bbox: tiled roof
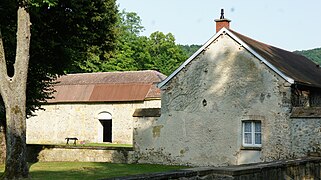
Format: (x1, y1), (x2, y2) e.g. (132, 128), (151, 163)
(49, 70), (166, 103)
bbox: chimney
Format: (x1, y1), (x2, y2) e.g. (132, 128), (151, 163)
(214, 9), (231, 33)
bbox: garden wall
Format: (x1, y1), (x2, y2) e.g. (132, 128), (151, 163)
(26, 144), (133, 163)
(111, 157), (321, 180)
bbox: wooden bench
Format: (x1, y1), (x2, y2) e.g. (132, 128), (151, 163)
(65, 137), (78, 145)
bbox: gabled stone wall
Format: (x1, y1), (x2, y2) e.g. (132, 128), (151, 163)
(132, 33), (295, 166)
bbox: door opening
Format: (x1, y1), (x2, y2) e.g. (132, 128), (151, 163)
(98, 112), (112, 143)
(100, 120), (112, 142)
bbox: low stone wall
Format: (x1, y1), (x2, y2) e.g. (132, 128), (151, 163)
(108, 157), (321, 180)
(27, 144), (133, 163)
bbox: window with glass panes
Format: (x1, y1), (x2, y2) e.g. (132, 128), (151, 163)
(242, 121), (261, 147)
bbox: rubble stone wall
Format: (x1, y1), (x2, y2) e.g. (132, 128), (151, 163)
(27, 100), (160, 145)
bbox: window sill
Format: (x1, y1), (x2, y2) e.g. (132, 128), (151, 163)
(241, 146), (262, 151)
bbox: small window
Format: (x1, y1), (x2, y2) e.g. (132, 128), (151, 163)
(242, 121), (261, 147)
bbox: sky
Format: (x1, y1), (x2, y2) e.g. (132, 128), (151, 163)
(116, 0), (321, 51)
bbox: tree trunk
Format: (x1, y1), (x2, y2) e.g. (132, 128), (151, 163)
(3, 98), (29, 179)
(0, 122), (6, 164)
(0, 4), (31, 179)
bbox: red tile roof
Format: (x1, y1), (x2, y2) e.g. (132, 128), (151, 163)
(48, 70), (166, 103)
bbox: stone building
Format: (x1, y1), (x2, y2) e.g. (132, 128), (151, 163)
(132, 12), (321, 166)
(27, 70), (166, 145)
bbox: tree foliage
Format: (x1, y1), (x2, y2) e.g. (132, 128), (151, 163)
(76, 10), (190, 76)
(0, 1), (31, 178)
(147, 31), (187, 75)
(179, 44), (202, 57)
(0, 0), (118, 178)
(0, 0), (118, 117)
(101, 10), (149, 72)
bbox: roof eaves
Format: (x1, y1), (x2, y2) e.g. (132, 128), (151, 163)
(157, 28), (228, 88)
(225, 29), (295, 84)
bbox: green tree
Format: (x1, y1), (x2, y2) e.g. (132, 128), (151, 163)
(179, 44), (202, 57)
(99, 10), (151, 72)
(55, 0), (118, 73)
(147, 31), (188, 75)
(0, 0), (117, 178)
(63, 9), (193, 76)
(98, 11), (188, 76)
(1, 0), (117, 115)
(0, 0), (31, 178)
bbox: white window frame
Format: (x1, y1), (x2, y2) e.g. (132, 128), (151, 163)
(242, 121), (262, 147)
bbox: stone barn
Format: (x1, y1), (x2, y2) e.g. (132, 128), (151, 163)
(132, 12), (321, 166)
(27, 70), (166, 145)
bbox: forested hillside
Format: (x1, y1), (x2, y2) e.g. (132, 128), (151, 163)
(179, 44), (202, 57)
(294, 48), (321, 65)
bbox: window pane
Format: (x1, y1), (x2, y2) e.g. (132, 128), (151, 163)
(255, 133), (261, 144)
(244, 122), (252, 132)
(255, 122), (261, 132)
(244, 133), (252, 144)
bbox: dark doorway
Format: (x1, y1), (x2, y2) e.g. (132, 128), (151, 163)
(100, 120), (112, 142)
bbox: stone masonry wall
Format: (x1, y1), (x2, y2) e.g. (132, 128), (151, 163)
(26, 144), (132, 163)
(132, 33), (293, 166)
(27, 100), (160, 145)
(290, 118), (321, 156)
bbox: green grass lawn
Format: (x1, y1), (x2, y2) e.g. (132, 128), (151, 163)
(0, 162), (187, 179)
(74, 143), (132, 148)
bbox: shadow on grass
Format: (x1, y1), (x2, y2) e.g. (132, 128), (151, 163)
(1, 162), (187, 180)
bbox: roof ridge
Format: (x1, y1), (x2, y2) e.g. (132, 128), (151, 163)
(64, 70), (160, 76)
(55, 82), (153, 86)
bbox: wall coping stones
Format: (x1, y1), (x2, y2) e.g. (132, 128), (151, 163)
(104, 157), (321, 180)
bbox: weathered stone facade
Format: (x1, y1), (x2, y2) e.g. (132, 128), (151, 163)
(27, 100), (160, 144)
(131, 32), (321, 166)
(26, 70), (165, 145)
(290, 117), (321, 157)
